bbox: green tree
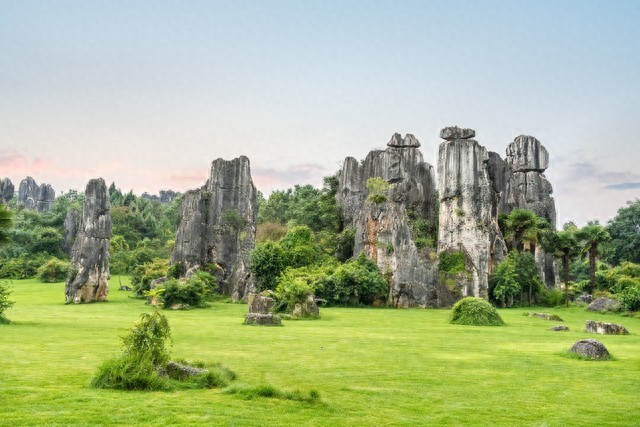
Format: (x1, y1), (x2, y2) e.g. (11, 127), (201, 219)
(250, 241), (287, 291)
(0, 204), (14, 323)
(0, 204), (12, 246)
(606, 199), (640, 265)
(542, 229), (579, 306)
(502, 209), (549, 253)
(366, 177), (392, 203)
(576, 222), (611, 294)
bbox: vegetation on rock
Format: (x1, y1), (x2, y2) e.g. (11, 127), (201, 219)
(449, 297), (505, 326)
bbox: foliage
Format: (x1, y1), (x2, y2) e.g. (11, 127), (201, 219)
(502, 209), (549, 252)
(321, 253), (388, 306)
(490, 257), (520, 306)
(449, 297), (505, 326)
(0, 204), (12, 246)
(158, 273), (215, 309)
(250, 241), (287, 291)
(542, 229), (579, 306)
(366, 177), (391, 203)
(131, 259), (169, 296)
(537, 288), (565, 307)
(256, 222), (288, 243)
(280, 226), (322, 267)
(273, 272), (315, 314)
(439, 251), (466, 274)
(575, 222), (610, 294)
(490, 251), (542, 307)
(223, 383), (321, 403)
(606, 199), (640, 265)
(36, 258), (70, 283)
(619, 285), (640, 311)
(0, 280), (13, 324)
(334, 227), (356, 262)
(0, 254), (48, 279)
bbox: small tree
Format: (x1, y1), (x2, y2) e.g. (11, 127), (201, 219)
(366, 177), (392, 203)
(576, 222), (610, 294)
(0, 280), (14, 324)
(542, 229), (579, 306)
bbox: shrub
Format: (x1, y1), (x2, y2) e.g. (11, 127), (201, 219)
(366, 177), (391, 203)
(37, 258), (70, 283)
(490, 257), (520, 306)
(274, 273), (314, 313)
(256, 222), (288, 243)
(321, 253), (388, 306)
(0, 280), (14, 324)
(439, 251), (466, 274)
(619, 285), (640, 311)
(449, 297), (504, 326)
(159, 277), (210, 309)
(0, 255), (45, 279)
(250, 241), (286, 291)
(538, 288), (564, 307)
(131, 259), (169, 296)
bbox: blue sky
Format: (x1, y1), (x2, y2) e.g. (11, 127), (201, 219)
(1, 0), (640, 225)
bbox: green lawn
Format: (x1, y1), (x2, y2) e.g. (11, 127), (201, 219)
(1, 278), (639, 426)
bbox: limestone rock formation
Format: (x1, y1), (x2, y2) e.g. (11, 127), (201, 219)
(63, 208), (80, 255)
(569, 338), (610, 360)
(437, 128), (507, 303)
(551, 325), (569, 331)
(337, 133), (438, 307)
(439, 126), (475, 141)
(587, 297), (622, 313)
(585, 320), (629, 335)
(244, 292), (282, 326)
(141, 190), (179, 203)
(526, 312), (563, 321)
(171, 157), (257, 301)
(65, 178), (111, 303)
(0, 178), (14, 204)
(292, 295), (320, 318)
(17, 177), (55, 212)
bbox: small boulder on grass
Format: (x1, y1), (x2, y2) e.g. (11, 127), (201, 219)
(569, 338), (610, 360)
(526, 312), (563, 321)
(449, 297), (504, 326)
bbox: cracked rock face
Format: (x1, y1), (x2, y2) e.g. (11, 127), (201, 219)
(65, 178), (111, 304)
(337, 133), (438, 307)
(171, 156), (258, 301)
(63, 208), (80, 256)
(437, 131), (507, 301)
(17, 177), (55, 212)
(0, 178), (14, 204)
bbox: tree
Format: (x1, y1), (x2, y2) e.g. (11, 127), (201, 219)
(606, 199), (640, 265)
(576, 222), (611, 294)
(542, 229), (579, 306)
(502, 209), (549, 253)
(0, 204), (14, 323)
(365, 177), (392, 203)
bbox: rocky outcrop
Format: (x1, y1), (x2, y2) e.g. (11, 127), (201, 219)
(587, 297), (622, 313)
(337, 133), (438, 307)
(585, 320), (629, 335)
(17, 177), (55, 212)
(171, 157), (257, 301)
(65, 178), (111, 303)
(0, 178), (14, 204)
(526, 312), (563, 321)
(551, 325), (569, 331)
(63, 208), (80, 255)
(244, 292), (282, 326)
(437, 127), (507, 302)
(141, 190), (179, 204)
(569, 338), (610, 360)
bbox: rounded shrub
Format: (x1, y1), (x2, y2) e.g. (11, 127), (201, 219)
(449, 297), (505, 326)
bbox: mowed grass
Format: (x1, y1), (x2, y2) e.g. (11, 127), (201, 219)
(1, 278), (639, 426)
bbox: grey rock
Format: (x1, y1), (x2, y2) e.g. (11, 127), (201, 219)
(585, 320), (629, 335)
(0, 178), (14, 204)
(165, 361), (208, 379)
(63, 208), (80, 255)
(387, 133), (421, 148)
(65, 178), (111, 304)
(337, 133), (438, 307)
(17, 177), (55, 212)
(247, 292), (276, 314)
(244, 313), (282, 326)
(587, 297), (622, 313)
(551, 325), (569, 331)
(526, 312), (563, 321)
(292, 295), (320, 318)
(569, 338), (610, 360)
(171, 156), (258, 301)
(576, 293), (593, 304)
(439, 126), (476, 141)
(506, 135), (549, 172)
(141, 190), (178, 204)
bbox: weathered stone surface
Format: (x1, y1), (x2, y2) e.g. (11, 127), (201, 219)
(141, 190), (179, 204)
(585, 320), (629, 335)
(526, 312), (563, 321)
(247, 292), (276, 314)
(337, 133), (438, 307)
(437, 132), (507, 302)
(0, 178), (14, 204)
(387, 132), (421, 148)
(439, 126), (475, 141)
(551, 325), (569, 331)
(63, 208), (80, 255)
(292, 295), (320, 318)
(165, 361), (208, 379)
(506, 135), (549, 172)
(569, 338), (610, 360)
(65, 178), (111, 304)
(171, 157), (257, 301)
(587, 297), (622, 313)
(576, 293), (593, 304)
(244, 313), (282, 326)
(17, 177), (55, 212)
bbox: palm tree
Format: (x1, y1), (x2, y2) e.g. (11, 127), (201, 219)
(576, 222), (610, 294)
(0, 204), (12, 246)
(542, 229), (579, 307)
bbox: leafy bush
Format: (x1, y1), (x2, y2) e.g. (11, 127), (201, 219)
(321, 253), (388, 306)
(159, 277), (210, 309)
(619, 285), (640, 311)
(439, 251), (466, 274)
(449, 297), (504, 326)
(250, 241), (286, 291)
(37, 258), (70, 283)
(490, 257), (520, 306)
(538, 288), (564, 307)
(0, 280), (14, 324)
(256, 222), (288, 243)
(274, 272), (315, 313)
(366, 177), (391, 203)
(0, 254), (46, 279)
(131, 259), (169, 296)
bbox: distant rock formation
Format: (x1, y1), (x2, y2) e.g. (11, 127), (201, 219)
(63, 208), (80, 255)
(337, 133), (438, 307)
(65, 178), (111, 304)
(17, 176), (55, 212)
(171, 157), (257, 301)
(141, 190), (179, 204)
(0, 178), (14, 204)
(437, 127), (507, 303)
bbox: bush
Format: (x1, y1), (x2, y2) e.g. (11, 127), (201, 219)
(274, 273), (314, 313)
(159, 277), (210, 308)
(439, 251), (466, 274)
(321, 253), (388, 306)
(449, 297), (504, 326)
(131, 259), (169, 296)
(250, 241), (286, 291)
(37, 258), (70, 283)
(0, 255), (45, 279)
(366, 177), (391, 203)
(619, 285), (640, 311)
(0, 280), (14, 324)
(538, 288), (564, 307)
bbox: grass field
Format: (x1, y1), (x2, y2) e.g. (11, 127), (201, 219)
(1, 278), (639, 426)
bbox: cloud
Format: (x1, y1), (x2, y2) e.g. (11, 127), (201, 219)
(604, 182), (640, 190)
(252, 163), (327, 193)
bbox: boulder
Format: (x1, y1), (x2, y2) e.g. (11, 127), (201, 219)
(165, 361), (208, 379)
(65, 178), (111, 304)
(587, 297), (622, 313)
(551, 325), (569, 331)
(585, 320), (629, 335)
(0, 178), (14, 204)
(576, 293), (593, 304)
(526, 312), (563, 321)
(569, 338), (610, 360)
(292, 295), (320, 318)
(171, 156), (258, 301)
(439, 126), (475, 141)
(247, 292), (276, 314)
(244, 313), (282, 326)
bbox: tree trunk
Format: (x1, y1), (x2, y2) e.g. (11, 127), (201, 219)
(563, 254), (570, 307)
(589, 246), (596, 295)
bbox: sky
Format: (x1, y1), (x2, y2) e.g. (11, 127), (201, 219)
(1, 0), (640, 226)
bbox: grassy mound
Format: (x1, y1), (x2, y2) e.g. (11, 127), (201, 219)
(449, 297), (505, 326)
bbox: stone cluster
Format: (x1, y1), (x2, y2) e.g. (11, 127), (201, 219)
(585, 320), (629, 335)
(244, 293), (282, 326)
(17, 176), (55, 212)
